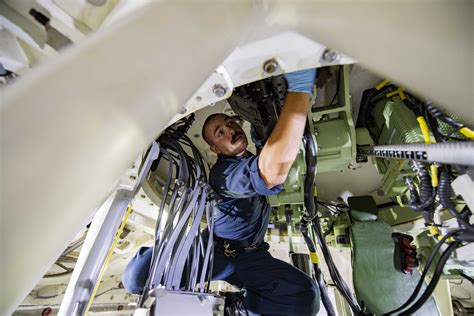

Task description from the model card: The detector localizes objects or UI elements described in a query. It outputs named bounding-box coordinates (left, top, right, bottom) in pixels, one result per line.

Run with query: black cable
left=459, top=271, right=474, bottom=285
left=405, top=161, right=435, bottom=213
left=425, top=102, right=464, bottom=130
left=302, top=128, right=317, bottom=220
left=383, top=229, right=461, bottom=315
left=322, top=66, right=343, bottom=108
left=400, top=241, right=460, bottom=315
left=439, top=169, right=474, bottom=232
left=300, top=128, right=337, bottom=316
left=312, top=216, right=365, bottom=315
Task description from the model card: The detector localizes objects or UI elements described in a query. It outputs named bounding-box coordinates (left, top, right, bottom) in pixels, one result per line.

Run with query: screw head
left=322, top=48, right=339, bottom=63
left=263, top=58, right=279, bottom=74
left=213, top=84, right=227, bottom=98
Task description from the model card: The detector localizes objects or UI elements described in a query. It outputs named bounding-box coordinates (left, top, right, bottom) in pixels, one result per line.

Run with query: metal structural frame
left=1, top=1, right=472, bottom=314
left=58, top=142, right=159, bottom=315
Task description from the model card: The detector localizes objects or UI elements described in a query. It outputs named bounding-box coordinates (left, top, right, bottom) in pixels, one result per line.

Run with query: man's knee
left=122, top=246, right=152, bottom=294
left=306, top=280, right=320, bottom=314
left=291, top=272, right=321, bottom=314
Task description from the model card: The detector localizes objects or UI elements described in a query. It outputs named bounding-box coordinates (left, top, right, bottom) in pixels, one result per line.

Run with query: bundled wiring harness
left=299, top=127, right=367, bottom=316
left=356, top=81, right=474, bottom=314
left=139, top=115, right=219, bottom=306
left=361, top=84, right=474, bottom=314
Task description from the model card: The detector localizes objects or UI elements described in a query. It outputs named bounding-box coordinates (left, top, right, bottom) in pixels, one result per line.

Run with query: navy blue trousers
left=123, top=245, right=320, bottom=315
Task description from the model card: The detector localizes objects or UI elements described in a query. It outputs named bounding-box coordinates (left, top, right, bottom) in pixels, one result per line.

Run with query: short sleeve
left=210, top=156, right=282, bottom=198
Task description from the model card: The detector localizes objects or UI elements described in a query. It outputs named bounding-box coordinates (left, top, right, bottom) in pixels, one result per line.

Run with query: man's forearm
left=258, top=92, right=310, bottom=187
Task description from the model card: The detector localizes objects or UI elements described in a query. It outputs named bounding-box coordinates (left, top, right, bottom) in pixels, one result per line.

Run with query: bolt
left=263, top=58, right=279, bottom=74
left=180, top=106, right=187, bottom=114
left=322, top=48, right=339, bottom=63
left=213, top=84, right=227, bottom=98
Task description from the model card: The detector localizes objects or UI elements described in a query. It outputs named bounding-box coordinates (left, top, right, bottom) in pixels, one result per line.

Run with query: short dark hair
left=201, top=113, right=226, bottom=145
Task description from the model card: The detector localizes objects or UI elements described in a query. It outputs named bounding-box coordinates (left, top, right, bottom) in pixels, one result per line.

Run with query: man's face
left=203, top=114, right=248, bottom=156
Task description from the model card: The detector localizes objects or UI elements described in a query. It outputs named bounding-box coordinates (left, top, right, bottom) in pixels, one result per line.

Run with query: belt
left=214, top=235, right=260, bottom=258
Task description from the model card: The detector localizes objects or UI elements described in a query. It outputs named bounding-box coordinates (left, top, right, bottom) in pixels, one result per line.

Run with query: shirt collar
left=217, top=151, right=254, bottom=160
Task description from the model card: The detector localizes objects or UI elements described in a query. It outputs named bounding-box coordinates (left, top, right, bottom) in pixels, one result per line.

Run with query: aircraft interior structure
left=1, top=1, right=473, bottom=315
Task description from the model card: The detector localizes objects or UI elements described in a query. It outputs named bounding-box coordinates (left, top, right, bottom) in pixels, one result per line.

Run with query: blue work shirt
left=209, top=153, right=282, bottom=245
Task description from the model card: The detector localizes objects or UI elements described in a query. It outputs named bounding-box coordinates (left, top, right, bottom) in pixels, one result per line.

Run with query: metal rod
left=358, top=142, right=474, bottom=166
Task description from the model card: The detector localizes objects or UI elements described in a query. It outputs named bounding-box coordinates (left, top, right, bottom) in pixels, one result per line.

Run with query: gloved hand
left=284, top=68, right=317, bottom=97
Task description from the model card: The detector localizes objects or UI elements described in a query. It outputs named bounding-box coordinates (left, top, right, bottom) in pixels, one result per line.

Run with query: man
left=123, top=68, right=319, bottom=315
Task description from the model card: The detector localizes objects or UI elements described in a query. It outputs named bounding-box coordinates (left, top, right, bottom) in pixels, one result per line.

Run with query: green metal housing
left=369, top=97, right=424, bottom=198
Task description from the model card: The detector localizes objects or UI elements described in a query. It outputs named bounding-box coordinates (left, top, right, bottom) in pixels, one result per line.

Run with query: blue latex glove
left=284, top=68, right=317, bottom=97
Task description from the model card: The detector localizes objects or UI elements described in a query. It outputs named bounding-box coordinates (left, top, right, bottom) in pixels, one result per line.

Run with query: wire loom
left=139, top=116, right=219, bottom=306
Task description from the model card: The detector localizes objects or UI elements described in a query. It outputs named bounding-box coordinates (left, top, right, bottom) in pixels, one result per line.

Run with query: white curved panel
left=0, top=1, right=260, bottom=314
left=266, top=0, right=473, bottom=125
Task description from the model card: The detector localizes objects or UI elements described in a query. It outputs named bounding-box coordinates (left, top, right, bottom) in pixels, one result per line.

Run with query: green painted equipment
left=364, top=92, right=425, bottom=199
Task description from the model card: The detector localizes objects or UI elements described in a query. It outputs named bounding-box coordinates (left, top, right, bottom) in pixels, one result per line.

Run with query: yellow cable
left=375, top=79, right=389, bottom=90
left=417, top=117, right=432, bottom=144
left=386, top=87, right=405, bottom=99
left=398, top=88, right=406, bottom=100
left=459, top=127, right=474, bottom=140
left=84, top=204, right=133, bottom=315
left=430, top=165, right=439, bottom=187
left=428, top=226, right=455, bottom=243
left=386, top=89, right=399, bottom=98
left=416, top=116, right=438, bottom=187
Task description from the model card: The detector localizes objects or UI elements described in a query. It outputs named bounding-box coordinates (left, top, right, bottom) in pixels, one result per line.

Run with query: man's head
left=202, top=113, right=248, bottom=156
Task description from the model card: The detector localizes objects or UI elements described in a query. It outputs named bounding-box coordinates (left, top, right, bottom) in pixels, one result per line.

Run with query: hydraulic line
left=358, top=142, right=474, bottom=166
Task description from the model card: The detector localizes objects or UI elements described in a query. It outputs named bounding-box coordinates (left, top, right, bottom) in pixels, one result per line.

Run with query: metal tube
left=358, top=142, right=474, bottom=166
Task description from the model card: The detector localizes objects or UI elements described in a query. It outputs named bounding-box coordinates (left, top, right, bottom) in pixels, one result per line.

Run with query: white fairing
left=1, top=2, right=259, bottom=314
left=0, top=0, right=472, bottom=314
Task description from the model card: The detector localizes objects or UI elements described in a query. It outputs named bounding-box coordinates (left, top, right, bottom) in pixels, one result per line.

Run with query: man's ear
left=210, top=145, right=221, bottom=154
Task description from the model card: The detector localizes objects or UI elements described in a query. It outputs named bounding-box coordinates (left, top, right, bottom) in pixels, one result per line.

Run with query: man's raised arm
left=258, top=69, right=316, bottom=188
